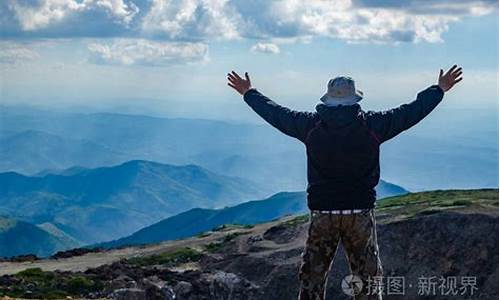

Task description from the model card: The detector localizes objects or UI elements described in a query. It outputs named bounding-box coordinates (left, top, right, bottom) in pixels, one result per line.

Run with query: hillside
left=0, top=160, right=264, bottom=245
left=0, top=189, right=496, bottom=299
left=100, top=181, right=407, bottom=249
left=99, top=192, right=307, bottom=248
left=0, top=216, right=79, bottom=258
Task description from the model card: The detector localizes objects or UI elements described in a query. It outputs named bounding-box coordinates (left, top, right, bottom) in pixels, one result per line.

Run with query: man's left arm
left=366, top=65, right=463, bottom=143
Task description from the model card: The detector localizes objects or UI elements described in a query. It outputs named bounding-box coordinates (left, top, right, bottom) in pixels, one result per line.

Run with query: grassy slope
left=375, top=188, right=498, bottom=222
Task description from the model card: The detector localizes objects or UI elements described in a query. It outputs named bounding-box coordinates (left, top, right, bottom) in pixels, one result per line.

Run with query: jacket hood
left=315, top=103, right=361, bottom=128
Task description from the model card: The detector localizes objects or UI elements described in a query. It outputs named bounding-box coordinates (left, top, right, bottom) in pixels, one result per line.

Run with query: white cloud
left=137, top=0, right=496, bottom=44
left=250, top=42, right=280, bottom=54
left=0, top=0, right=496, bottom=53
left=0, top=42, right=40, bottom=64
left=141, top=0, right=240, bottom=40
left=87, top=39, right=208, bottom=66
left=8, top=0, right=139, bottom=31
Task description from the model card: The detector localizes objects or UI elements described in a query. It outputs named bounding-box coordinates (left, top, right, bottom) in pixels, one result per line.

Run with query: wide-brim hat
left=320, top=76, right=363, bottom=104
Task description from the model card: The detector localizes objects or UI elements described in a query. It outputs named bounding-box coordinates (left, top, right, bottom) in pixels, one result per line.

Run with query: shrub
left=126, top=247, right=202, bottom=267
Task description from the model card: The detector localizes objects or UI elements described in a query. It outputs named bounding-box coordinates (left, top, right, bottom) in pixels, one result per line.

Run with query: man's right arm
left=243, top=88, right=316, bottom=141
left=227, top=71, right=316, bottom=141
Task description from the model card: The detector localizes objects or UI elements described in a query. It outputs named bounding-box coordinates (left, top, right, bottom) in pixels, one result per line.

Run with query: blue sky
left=0, top=0, right=498, bottom=123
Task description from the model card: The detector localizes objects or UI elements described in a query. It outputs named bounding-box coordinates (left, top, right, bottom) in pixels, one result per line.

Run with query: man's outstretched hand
left=227, top=71, right=252, bottom=95
left=438, top=65, right=463, bottom=92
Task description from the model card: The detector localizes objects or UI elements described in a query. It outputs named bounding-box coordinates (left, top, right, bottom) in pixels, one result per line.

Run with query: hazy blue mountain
left=1, top=105, right=497, bottom=191
left=381, top=133, right=499, bottom=191
left=376, top=179, right=409, bottom=198
left=99, top=192, right=307, bottom=248
left=0, top=160, right=265, bottom=244
left=0, top=216, right=79, bottom=258
left=0, top=130, right=125, bottom=175
left=99, top=180, right=407, bottom=249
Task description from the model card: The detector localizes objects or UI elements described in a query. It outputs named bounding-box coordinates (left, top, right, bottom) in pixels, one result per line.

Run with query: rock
left=174, top=281, right=193, bottom=296
left=142, top=276, right=175, bottom=300
left=262, top=224, right=301, bottom=244
left=52, top=247, right=104, bottom=259
left=109, top=275, right=137, bottom=290
left=206, top=271, right=261, bottom=299
left=111, top=288, right=146, bottom=300
left=9, top=254, right=38, bottom=262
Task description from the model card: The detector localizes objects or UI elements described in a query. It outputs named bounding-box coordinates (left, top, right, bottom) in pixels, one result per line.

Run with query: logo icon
left=341, top=275, right=363, bottom=296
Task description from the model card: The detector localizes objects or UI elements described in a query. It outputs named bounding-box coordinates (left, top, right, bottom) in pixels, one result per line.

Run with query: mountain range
left=0, top=159, right=406, bottom=257
left=0, top=160, right=265, bottom=245
left=1, top=105, right=497, bottom=191
left=99, top=179, right=407, bottom=249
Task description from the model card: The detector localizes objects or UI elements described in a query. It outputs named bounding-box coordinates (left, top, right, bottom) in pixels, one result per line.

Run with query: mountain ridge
left=0, top=160, right=265, bottom=245
left=99, top=180, right=408, bottom=249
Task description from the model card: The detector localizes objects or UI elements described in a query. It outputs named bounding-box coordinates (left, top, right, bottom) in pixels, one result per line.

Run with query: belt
left=312, top=209, right=369, bottom=215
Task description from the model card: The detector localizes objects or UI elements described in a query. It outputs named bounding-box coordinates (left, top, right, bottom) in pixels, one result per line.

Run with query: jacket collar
left=315, top=103, right=361, bottom=128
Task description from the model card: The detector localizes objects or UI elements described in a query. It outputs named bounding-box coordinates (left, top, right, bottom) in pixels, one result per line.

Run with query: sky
left=0, top=0, right=498, bottom=124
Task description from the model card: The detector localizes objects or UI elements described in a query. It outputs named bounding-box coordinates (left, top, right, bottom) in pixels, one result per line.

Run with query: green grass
left=204, top=232, right=246, bottom=253
left=212, top=224, right=254, bottom=232
left=0, top=268, right=103, bottom=299
left=280, top=214, right=309, bottom=228
left=205, top=242, right=224, bottom=253
left=126, top=247, right=202, bottom=267
left=197, top=231, right=212, bottom=238
left=377, top=189, right=498, bottom=218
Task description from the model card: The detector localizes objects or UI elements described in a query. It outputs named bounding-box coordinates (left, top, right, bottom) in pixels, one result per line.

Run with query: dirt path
left=0, top=216, right=295, bottom=276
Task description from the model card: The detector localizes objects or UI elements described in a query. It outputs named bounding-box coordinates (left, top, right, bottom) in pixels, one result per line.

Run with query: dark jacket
left=243, top=85, right=445, bottom=210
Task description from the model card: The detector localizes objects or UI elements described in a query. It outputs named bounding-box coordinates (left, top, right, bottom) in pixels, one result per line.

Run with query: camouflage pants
left=299, top=209, right=383, bottom=300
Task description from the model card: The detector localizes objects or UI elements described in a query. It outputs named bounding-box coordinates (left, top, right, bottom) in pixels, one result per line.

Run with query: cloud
left=87, top=38, right=208, bottom=66
left=0, top=42, right=40, bottom=64
left=141, top=0, right=241, bottom=40
left=352, top=0, right=497, bottom=16
left=2, top=0, right=497, bottom=44
left=138, top=0, right=497, bottom=43
left=4, top=0, right=139, bottom=33
left=250, top=42, right=280, bottom=54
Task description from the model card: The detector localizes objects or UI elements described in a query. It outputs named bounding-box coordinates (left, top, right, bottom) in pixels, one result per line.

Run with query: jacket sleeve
left=243, top=88, right=317, bottom=142
left=366, top=85, right=445, bottom=143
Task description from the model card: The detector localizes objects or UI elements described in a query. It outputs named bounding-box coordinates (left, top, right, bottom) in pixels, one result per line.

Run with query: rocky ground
left=0, top=189, right=497, bottom=299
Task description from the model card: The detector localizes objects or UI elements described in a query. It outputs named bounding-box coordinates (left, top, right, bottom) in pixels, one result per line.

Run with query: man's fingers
left=245, top=72, right=251, bottom=83
left=446, top=64, right=458, bottom=76
left=231, top=71, right=243, bottom=80
left=453, top=71, right=463, bottom=79
left=227, top=82, right=239, bottom=91
left=454, top=77, right=463, bottom=84
left=452, top=67, right=462, bottom=75
left=227, top=73, right=238, bottom=82
left=439, top=69, right=444, bottom=78
left=227, top=75, right=238, bottom=84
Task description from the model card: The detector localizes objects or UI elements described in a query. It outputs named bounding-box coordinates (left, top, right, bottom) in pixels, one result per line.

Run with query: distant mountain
left=1, top=106, right=497, bottom=191
left=98, top=192, right=306, bottom=248
left=0, top=130, right=125, bottom=175
left=0, top=160, right=264, bottom=244
left=100, top=180, right=407, bottom=249
left=0, top=216, right=79, bottom=258
left=376, top=179, right=408, bottom=198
